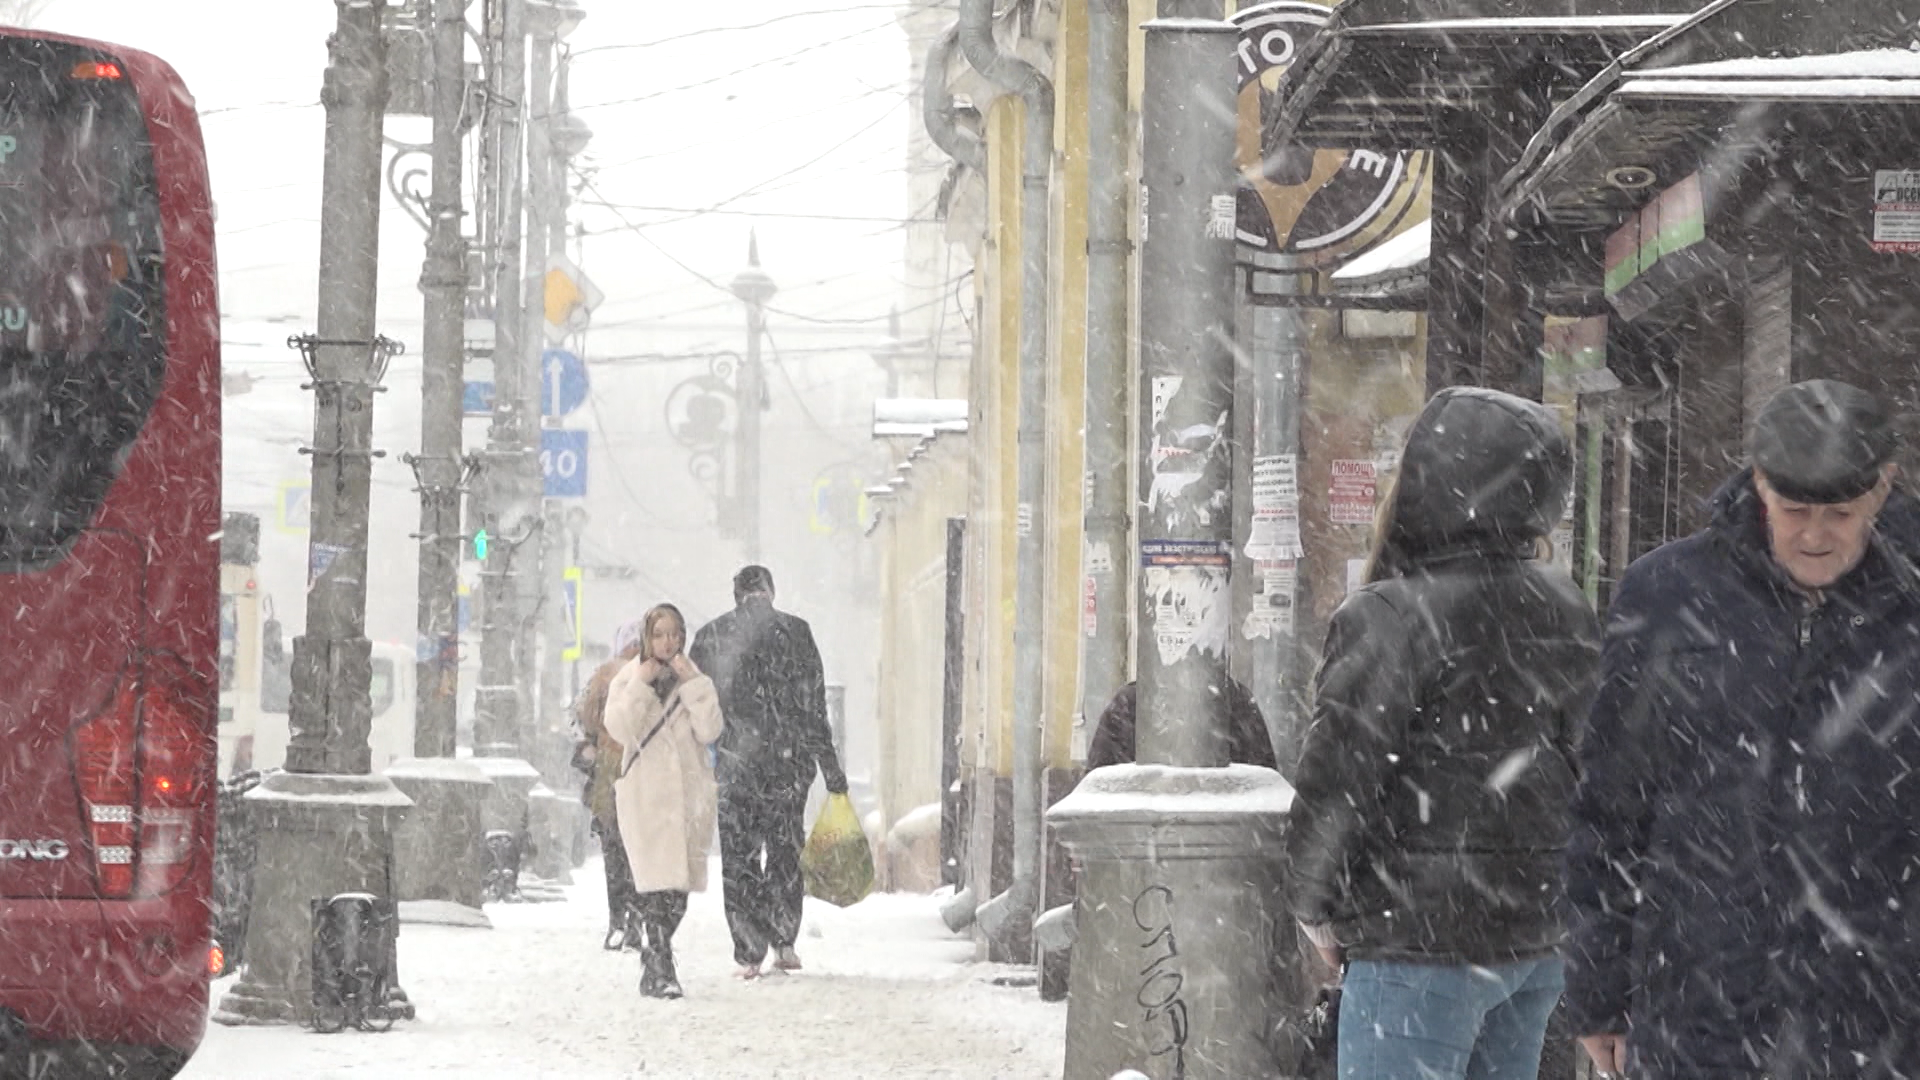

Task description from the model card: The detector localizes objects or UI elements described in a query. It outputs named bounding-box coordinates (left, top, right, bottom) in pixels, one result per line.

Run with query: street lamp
left=729, top=233, right=776, bottom=563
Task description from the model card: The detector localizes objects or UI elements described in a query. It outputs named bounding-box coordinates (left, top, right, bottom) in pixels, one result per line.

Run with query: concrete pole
left=413, top=0, right=470, bottom=759
left=1133, top=15, right=1238, bottom=768
left=217, top=0, right=414, bottom=1025
left=474, top=0, right=527, bottom=760
left=286, top=0, right=395, bottom=778
left=1079, top=0, right=1131, bottom=742
left=516, top=14, right=553, bottom=761
left=731, top=235, right=776, bottom=565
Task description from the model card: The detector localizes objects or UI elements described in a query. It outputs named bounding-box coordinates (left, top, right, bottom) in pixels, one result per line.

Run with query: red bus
left=0, top=27, right=220, bottom=1080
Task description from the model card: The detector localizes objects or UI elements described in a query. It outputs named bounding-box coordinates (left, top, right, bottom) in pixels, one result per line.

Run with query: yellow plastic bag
left=801, top=793, right=874, bottom=907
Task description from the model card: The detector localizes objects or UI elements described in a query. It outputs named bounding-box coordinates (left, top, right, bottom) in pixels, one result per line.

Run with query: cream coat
left=604, top=661, right=724, bottom=893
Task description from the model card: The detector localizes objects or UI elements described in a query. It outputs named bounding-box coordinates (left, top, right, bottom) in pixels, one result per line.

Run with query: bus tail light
left=75, top=669, right=211, bottom=898
left=74, top=683, right=138, bottom=898
left=135, top=680, right=212, bottom=898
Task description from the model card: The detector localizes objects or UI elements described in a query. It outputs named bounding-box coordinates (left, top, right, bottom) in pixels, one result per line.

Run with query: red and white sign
left=1083, top=575, right=1099, bottom=638
left=1873, top=169, right=1920, bottom=254
left=1329, top=459, right=1378, bottom=526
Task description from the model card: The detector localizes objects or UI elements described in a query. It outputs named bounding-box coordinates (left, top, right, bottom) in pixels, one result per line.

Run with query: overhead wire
left=570, top=18, right=901, bottom=114
left=569, top=3, right=934, bottom=56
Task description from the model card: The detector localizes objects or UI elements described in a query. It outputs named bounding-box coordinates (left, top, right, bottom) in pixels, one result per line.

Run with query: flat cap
left=1750, top=379, right=1899, bottom=504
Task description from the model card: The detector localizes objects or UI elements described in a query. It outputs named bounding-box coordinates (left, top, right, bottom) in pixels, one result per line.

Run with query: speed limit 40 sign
left=541, top=429, right=588, bottom=498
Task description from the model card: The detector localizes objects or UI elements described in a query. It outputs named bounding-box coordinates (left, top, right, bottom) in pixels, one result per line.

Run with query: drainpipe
left=923, top=20, right=987, bottom=936
left=957, top=0, right=1053, bottom=955
left=924, top=25, right=986, bottom=175
left=1079, top=0, right=1129, bottom=762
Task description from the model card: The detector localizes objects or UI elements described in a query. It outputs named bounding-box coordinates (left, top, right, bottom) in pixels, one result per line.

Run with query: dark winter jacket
left=1085, top=678, right=1278, bottom=771
left=1564, top=470, right=1920, bottom=1079
left=1285, top=387, right=1601, bottom=965
left=689, top=597, right=847, bottom=801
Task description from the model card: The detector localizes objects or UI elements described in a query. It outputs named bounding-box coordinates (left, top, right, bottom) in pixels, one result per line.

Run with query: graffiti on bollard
left=1132, top=883, right=1190, bottom=1078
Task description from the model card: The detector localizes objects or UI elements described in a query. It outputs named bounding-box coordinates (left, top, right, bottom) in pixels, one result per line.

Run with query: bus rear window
left=0, top=37, right=166, bottom=569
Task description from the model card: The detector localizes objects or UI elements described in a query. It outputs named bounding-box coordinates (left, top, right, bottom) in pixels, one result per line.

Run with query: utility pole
left=474, top=0, right=528, bottom=761
left=518, top=4, right=556, bottom=773
left=412, top=0, right=471, bottom=759
left=217, top=0, right=414, bottom=1025
left=1049, top=13, right=1292, bottom=1079
left=730, top=233, right=775, bottom=565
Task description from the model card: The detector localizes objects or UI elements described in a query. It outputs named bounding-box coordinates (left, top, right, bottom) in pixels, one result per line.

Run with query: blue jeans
left=1338, top=956, right=1565, bottom=1080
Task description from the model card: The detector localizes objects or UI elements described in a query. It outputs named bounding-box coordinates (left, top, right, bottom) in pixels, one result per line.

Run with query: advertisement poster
left=1873, top=169, right=1920, bottom=254
left=1329, top=459, right=1378, bottom=526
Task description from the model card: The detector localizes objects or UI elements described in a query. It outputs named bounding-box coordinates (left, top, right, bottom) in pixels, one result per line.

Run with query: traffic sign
left=276, top=479, right=311, bottom=534
left=541, top=349, right=589, bottom=417
left=544, top=254, right=604, bottom=342
left=561, top=567, right=583, bottom=662
left=541, top=429, right=588, bottom=498
left=463, top=381, right=495, bottom=416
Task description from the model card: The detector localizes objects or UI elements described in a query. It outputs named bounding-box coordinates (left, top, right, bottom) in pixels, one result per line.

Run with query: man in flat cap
left=1565, top=379, right=1920, bottom=1078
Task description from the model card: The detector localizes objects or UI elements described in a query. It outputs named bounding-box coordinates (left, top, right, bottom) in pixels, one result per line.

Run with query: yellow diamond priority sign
left=544, top=253, right=603, bottom=343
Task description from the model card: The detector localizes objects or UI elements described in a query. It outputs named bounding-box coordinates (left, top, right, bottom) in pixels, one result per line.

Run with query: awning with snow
left=1329, top=218, right=1431, bottom=295
left=1260, top=0, right=1691, bottom=152
left=1503, top=47, right=1920, bottom=227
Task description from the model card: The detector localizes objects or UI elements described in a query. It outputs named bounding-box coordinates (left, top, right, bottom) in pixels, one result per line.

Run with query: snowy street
left=186, top=862, right=1065, bottom=1080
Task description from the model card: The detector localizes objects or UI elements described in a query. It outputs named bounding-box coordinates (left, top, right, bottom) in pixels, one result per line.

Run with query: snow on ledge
left=1619, top=76, right=1920, bottom=101
left=874, top=398, right=969, bottom=439
left=1050, top=763, right=1295, bottom=818
left=1352, top=15, right=1685, bottom=36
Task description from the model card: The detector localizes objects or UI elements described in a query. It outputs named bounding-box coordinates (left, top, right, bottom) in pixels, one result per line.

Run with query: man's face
left=1754, top=466, right=1894, bottom=590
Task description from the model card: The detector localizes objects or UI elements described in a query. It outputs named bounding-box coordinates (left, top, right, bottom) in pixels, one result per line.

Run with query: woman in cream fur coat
left=603, top=602, right=723, bottom=998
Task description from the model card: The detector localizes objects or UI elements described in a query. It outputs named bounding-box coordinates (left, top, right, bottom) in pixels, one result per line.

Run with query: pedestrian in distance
left=570, top=618, right=645, bottom=952
left=603, top=603, right=724, bottom=999
left=689, top=565, right=849, bottom=980
left=1565, top=379, right=1920, bottom=1079
left=1285, top=386, right=1601, bottom=1080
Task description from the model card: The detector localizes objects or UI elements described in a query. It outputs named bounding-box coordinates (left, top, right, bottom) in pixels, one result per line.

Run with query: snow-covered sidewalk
left=186, top=860, right=1065, bottom=1079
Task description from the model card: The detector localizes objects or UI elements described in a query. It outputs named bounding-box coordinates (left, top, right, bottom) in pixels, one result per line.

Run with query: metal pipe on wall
left=956, top=0, right=1053, bottom=953
left=923, top=25, right=986, bottom=175
left=1078, top=0, right=1131, bottom=747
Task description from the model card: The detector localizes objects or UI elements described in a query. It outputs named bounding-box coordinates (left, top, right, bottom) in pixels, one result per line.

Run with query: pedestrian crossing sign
left=276, top=479, right=311, bottom=534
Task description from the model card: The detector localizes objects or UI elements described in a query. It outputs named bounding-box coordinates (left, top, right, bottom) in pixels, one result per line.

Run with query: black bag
left=1301, top=983, right=1341, bottom=1080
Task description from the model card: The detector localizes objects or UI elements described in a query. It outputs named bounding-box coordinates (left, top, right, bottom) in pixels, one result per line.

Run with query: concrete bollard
left=1047, top=763, right=1294, bottom=1080
left=526, top=784, right=576, bottom=883
left=384, top=757, right=493, bottom=920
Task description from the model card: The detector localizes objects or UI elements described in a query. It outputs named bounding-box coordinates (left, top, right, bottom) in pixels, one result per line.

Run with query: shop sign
left=1231, top=1, right=1428, bottom=272
left=1872, top=169, right=1920, bottom=254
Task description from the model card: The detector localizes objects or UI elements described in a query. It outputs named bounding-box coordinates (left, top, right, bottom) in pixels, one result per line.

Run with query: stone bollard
left=466, top=756, right=540, bottom=893
left=1047, top=764, right=1294, bottom=1080
left=526, top=784, right=577, bottom=884
left=384, top=757, right=493, bottom=924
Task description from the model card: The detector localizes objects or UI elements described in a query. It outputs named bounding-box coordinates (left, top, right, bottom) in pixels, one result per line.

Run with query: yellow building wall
left=965, top=95, right=1024, bottom=781
left=874, top=437, right=970, bottom=833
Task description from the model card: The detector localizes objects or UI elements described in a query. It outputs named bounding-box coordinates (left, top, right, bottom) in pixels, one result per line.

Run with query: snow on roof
left=1331, top=219, right=1431, bottom=285
left=1617, top=48, right=1920, bottom=101
left=1636, top=48, right=1920, bottom=81
left=873, top=398, right=969, bottom=439
left=1351, top=15, right=1686, bottom=36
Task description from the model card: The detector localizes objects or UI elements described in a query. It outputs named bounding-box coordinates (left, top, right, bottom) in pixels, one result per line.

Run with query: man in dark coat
left=689, top=565, right=848, bottom=978
left=1566, top=379, right=1920, bottom=1079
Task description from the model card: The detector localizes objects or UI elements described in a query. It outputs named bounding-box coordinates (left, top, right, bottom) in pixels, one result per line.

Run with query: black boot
left=620, top=905, right=644, bottom=952
left=639, top=936, right=666, bottom=998
left=652, top=924, right=682, bottom=999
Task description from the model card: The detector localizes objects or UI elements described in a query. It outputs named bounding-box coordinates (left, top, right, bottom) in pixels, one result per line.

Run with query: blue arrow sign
left=541, top=428, right=589, bottom=498
left=541, top=349, right=589, bottom=418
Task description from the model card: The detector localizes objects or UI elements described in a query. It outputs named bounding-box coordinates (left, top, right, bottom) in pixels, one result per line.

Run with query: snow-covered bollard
left=1047, top=763, right=1294, bottom=1080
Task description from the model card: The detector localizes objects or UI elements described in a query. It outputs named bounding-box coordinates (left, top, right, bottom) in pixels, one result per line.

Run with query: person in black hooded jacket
left=1565, top=379, right=1920, bottom=1079
left=1286, top=386, right=1601, bottom=1080
left=689, top=565, right=848, bottom=980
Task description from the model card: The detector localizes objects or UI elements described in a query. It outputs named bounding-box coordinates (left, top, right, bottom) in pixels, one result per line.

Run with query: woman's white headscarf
left=611, top=619, right=644, bottom=657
